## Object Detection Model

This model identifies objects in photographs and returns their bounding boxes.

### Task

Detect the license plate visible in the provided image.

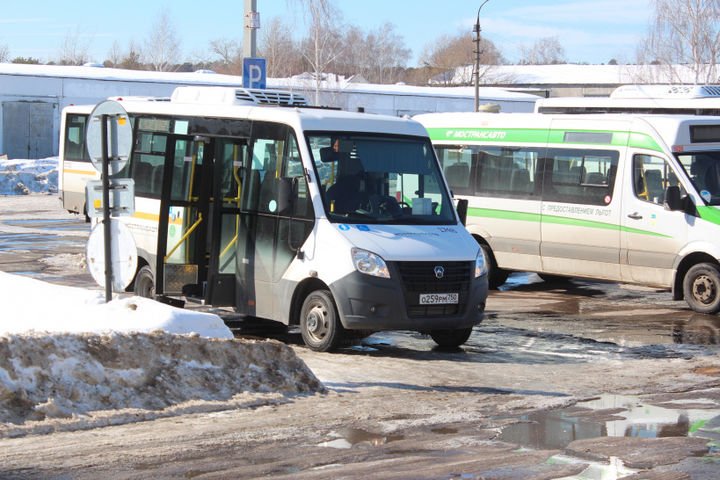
[419,293,459,305]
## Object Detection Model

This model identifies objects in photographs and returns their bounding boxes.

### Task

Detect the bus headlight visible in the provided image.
[475,249,488,278]
[351,248,390,278]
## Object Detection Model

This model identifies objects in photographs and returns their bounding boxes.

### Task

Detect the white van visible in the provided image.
[60,87,489,351]
[416,112,720,314]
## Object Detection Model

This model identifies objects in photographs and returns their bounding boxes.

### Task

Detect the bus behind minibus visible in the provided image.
[416,111,720,314]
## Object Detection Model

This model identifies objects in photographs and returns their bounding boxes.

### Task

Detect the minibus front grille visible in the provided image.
[394,261,472,318]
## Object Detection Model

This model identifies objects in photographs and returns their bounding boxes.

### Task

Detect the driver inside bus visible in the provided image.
[322,139,367,214]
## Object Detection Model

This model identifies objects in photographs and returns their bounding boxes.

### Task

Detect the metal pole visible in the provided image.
[474,0,490,112]
[243,0,258,58]
[101,114,113,303]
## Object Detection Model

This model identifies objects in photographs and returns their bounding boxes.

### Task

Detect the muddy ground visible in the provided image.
[0,194,719,479]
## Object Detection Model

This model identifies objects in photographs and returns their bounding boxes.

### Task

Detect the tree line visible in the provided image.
[1,0,718,86]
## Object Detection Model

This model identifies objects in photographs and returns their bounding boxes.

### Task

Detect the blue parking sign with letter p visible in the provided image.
[243,58,266,89]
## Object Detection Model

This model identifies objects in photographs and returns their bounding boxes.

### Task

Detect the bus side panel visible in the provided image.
[466,196,542,272]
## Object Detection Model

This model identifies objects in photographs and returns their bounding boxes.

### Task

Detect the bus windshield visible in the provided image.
[307,133,456,225]
[676,151,720,205]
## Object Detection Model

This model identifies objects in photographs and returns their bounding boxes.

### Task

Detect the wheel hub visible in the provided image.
[306,306,326,336]
[693,275,716,304]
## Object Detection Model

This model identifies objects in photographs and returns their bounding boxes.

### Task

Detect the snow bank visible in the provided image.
[0,156,58,195]
[0,272,324,431]
[0,331,323,426]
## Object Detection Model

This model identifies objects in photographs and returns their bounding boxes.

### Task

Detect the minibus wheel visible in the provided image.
[683,263,720,314]
[481,244,508,289]
[133,266,155,299]
[300,290,345,352]
[430,327,473,349]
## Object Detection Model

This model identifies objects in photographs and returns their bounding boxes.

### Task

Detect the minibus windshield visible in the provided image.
[307,133,456,225]
[676,151,720,205]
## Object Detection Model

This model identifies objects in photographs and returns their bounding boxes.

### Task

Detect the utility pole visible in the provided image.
[243,0,259,59]
[474,0,490,112]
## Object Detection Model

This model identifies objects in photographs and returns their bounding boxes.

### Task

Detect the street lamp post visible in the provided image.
[474,0,490,112]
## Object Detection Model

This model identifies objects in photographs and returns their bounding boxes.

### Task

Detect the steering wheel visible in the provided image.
[369,195,402,216]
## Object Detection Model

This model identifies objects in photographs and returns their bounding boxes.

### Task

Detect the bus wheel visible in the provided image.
[133,266,155,299]
[430,327,473,349]
[300,290,345,352]
[481,244,508,289]
[684,263,720,314]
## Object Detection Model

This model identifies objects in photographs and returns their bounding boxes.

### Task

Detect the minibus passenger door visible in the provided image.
[621,153,688,286]
[539,143,622,279]
[206,138,248,307]
[156,136,212,298]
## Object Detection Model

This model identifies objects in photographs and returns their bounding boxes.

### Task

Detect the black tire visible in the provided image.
[481,244,508,289]
[133,265,155,299]
[430,327,473,348]
[683,263,720,314]
[300,290,345,352]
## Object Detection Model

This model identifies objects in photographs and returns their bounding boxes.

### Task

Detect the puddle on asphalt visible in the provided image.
[318,427,404,449]
[3,218,88,232]
[497,394,720,479]
[499,394,720,450]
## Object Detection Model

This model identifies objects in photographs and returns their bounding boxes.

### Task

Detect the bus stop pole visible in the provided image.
[101,114,113,303]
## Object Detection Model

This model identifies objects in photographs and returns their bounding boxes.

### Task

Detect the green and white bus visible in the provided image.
[59,87,489,351]
[416,111,720,314]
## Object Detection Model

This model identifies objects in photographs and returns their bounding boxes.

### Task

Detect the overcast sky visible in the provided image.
[1,0,652,65]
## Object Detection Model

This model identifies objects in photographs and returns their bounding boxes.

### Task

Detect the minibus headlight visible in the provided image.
[475,249,488,278]
[351,248,390,278]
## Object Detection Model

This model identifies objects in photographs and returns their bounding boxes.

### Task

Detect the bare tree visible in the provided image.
[296,0,345,103]
[56,28,91,65]
[143,8,181,72]
[519,36,566,65]
[361,23,411,84]
[259,17,303,78]
[0,44,9,63]
[639,0,720,83]
[207,38,243,75]
[419,32,502,85]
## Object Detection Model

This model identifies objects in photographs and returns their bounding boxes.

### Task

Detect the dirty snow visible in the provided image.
[0,157,324,434]
[0,156,58,195]
[0,271,323,434]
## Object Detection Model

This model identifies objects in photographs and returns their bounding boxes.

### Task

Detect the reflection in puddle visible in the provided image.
[499,394,720,479]
[318,427,404,449]
[500,394,719,450]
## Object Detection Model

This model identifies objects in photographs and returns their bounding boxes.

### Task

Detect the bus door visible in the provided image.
[234,123,314,320]
[205,138,249,307]
[621,153,688,286]
[156,135,213,299]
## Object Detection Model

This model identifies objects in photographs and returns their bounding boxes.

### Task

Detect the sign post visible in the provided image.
[85,100,134,302]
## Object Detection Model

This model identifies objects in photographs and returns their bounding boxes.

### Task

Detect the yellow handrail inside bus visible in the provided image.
[165,213,203,261]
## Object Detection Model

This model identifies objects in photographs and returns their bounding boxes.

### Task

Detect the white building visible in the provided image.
[0,64,538,159]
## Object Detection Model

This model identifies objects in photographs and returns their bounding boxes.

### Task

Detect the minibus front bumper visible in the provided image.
[329,265,488,332]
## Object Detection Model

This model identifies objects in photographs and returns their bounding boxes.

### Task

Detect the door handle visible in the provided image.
[627,212,643,220]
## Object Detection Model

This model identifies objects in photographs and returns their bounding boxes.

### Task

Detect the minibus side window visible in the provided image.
[64,114,89,162]
[473,146,540,198]
[633,154,685,205]
[543,148,618,206]
[435,146,473,195]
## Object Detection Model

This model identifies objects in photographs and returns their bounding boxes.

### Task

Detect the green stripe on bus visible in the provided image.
[697,206,720,225]
[467,207,670,238]
[426,127,662,152]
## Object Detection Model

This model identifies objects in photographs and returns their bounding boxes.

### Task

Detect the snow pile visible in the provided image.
[0,156,58,195]
[0,272,324,430]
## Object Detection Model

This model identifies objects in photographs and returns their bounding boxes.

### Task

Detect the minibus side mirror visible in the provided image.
[664,185,683,211]
[455,198,468,226]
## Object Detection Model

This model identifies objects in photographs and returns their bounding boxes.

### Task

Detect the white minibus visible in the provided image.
[60,87,488,351]
[416,111,720,314]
